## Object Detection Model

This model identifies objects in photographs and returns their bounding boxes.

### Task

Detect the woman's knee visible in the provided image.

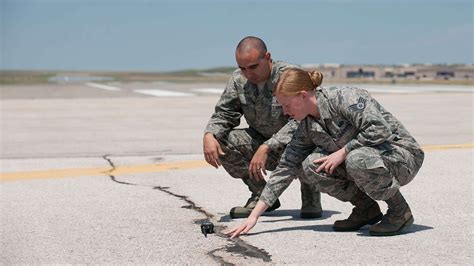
[345,147,385,173]
[302,153,322,174]
[301,153,328,184]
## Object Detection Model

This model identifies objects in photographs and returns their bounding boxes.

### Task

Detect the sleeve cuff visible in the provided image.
[259,188,278,207]
[204,127,225,140]
[345,139,362,152]
[263,138,285,153]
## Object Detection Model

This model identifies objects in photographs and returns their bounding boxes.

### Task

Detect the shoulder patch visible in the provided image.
[348,97,367,112]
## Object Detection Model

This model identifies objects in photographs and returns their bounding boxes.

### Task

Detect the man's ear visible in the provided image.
[265,52,271,60]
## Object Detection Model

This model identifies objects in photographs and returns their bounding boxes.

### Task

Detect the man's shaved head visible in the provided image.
[236,36,267,57]
[235,36,272,84]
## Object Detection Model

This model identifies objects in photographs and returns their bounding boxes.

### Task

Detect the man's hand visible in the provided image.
[203,133,225,168]
[314,147,348,175]
[249,144,270,180]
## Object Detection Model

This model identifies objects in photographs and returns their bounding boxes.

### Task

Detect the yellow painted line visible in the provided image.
[0,160,209,182]
[0,143,472,182]
[109,160,209,175]
[421,143,474,151]
[1,166,109,181]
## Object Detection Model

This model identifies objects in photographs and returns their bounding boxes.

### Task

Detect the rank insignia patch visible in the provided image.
[348,97,367,112]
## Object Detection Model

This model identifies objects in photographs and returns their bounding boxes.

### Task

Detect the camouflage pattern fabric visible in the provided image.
[215,128,282,195]
[205,61,299,153]
[259,86,424,206]
[205,61,320,202]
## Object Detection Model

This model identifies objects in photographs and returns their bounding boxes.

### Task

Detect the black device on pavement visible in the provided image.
[201,220,214,237]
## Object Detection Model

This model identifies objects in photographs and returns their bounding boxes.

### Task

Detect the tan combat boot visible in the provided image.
[333,189,383,231]
[229,178,280,218]
[369,191,414,236]
[300,182,323,219]
[229,195,281,218]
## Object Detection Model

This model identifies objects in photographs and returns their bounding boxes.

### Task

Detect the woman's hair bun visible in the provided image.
[308,71,323,87]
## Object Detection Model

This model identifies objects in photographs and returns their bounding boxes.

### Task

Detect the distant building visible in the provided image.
[303,64,474,81]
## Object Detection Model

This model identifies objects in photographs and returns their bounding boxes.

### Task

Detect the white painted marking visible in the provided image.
[85,82,122,91]
[191,88,224,94]
[134,89,194,97]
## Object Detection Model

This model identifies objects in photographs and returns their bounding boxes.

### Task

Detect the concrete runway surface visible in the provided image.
[1,82,473,264]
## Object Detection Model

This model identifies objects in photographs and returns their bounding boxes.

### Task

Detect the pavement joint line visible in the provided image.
[0,143,472,182]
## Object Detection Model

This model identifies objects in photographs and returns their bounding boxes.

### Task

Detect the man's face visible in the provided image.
[235,49,272,84]
[276,93,307,121]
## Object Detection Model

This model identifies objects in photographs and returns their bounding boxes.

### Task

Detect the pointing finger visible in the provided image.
[314,156,328,164]
[316,162,326,173]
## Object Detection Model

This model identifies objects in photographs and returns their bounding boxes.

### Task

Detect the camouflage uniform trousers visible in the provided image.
[216,128,320,205]
[301,144,424,201]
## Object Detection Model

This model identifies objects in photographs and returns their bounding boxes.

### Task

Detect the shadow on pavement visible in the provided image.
[246,223,335,236]
[218,209,341,223]
[239,223,433,237]
[264,209,341,220]
[356,223,434,237]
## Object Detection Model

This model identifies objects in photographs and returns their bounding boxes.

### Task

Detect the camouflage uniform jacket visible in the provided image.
[259,86,423,206]
[204,61,300,152]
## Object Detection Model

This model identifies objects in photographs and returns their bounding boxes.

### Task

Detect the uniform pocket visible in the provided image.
[382,145,417,186]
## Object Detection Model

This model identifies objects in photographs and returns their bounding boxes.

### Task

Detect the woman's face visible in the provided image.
[276,93,308,121]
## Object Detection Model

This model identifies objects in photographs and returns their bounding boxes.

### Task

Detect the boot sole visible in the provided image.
[369,215,415,236]
[300,212,323,219]
[333,213,383,232]
[230,213,251,219]
[229,200,281,219]
[229,208,251,219]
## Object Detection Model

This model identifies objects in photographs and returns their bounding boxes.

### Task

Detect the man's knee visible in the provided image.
[225,166,249,179]
[216,130,254,165]
[216,129,252,147]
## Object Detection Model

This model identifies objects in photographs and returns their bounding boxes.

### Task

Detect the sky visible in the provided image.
[1,0,473,72]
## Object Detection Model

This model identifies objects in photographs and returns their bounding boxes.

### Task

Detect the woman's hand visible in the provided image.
[224,200,269,238]
[314,147,348,174]
[225,216,258,239]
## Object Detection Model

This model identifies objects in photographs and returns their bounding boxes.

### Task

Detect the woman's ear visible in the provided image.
[301,90,309,99]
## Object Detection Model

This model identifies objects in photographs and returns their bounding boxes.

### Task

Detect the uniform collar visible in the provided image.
[270,60,281,85]
[315,87,330,120]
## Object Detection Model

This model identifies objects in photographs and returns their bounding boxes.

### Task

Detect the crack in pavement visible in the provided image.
[102,155,272,264]
[103,154,136,186]
[153,185,272,263]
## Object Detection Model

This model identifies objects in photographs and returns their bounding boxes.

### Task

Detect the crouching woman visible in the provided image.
[226,68,424,237]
